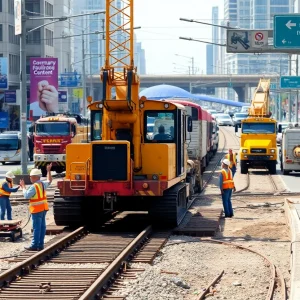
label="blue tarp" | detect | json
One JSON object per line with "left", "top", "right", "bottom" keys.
{"left": 139, "top": 84, "right": 248, "bottom": 107}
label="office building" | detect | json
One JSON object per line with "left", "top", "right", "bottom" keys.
{"left": 0, "top": 0, "right": 72, "bottom": 127}
{"left": 206, "top": 45, "right": 213, "bottom": 75}
{"left": 73, "top": 0, "right": 147, "bottom": 101}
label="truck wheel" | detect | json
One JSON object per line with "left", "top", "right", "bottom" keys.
{"left": 268, "top": 162, "right": 277, "bottom": 174}
{"left": 240, "top": 161, "right": 248, "bottom": 174}
{"left": 283, "top": 170, "right": 290, "bottom": 175}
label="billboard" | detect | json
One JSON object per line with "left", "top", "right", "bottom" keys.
{"left": 0, "top": 58, "right": 8, "bottom": 89}
{"left": 14, "top": 0, "right": 22, "bottom": 35}
{"left": 227, "top": 30, "right": 269, "bottom": 53}
{"left": 5, "top": 91, "right": 16, "bottom": 103}
{"left": 30, "top": 58, "right": 58, "bottom": 117}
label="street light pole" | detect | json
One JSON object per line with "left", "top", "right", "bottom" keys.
{"left": 20, "top": 0, "right": 28, "bottom": 175}
{"left": 82, "top": 30, "right": 86, "bottom": 116}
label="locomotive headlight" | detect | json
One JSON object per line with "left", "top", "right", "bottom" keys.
{"left": 152, "top": 174, "right": 158, "bottom": 180}
{"left": 164, "top": 103, "right": 169, "bottom": 109}
{"left": 242, "top": 149, "right": 247, "bottom": 153}
{"left": 75, "top": 174, "right": 81, "bottom": 180}
{"left": 99, "top": 103, "right": 103, "bottom": 108}
{"left": 140, "top": 103, "right": 144, "bottom": 108}
{"left": 270, "top": 149, "right": 275, "bottom": 153}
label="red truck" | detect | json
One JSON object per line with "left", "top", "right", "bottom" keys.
{"left": 34, "top": 114, "right": 89, "bottom": 176}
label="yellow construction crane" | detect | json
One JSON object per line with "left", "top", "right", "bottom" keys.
{"left": 54, "top": 0, "right": 195, "bottom": 227}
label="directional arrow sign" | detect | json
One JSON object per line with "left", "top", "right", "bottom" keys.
{"left": 280, "top": 76, "right": 300, "bottom": 89}
{"left": 274, "top": 14, "right": 300, "bottom": 48}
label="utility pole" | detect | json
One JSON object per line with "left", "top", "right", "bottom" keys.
{"left": 191, "top": 57, "right": 195, "bottom": 75}
{"left": 20, "top": 0, "right": 28, "bottom": 175}
{"left": 296, "top": 55, "right": 299, "bottom": 123}
{"left": 289, "top": 54, "right": 292, "bottom": 122}
{"left": 82, "top": 30, "right": 86, "bottom": 116}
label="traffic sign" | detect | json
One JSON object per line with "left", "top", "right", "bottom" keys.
{"left": 274, "top": 14, "right": 300, "bottom": 48}
{"left": 227, "top": 29, "right": 269, "bottom": 53}
{"left": 280, "top": 76, "right": 300, "bottom": 88}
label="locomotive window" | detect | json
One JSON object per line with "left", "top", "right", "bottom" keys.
{"left": 145, "top": 111, "right": 175, "bottom": 143}
{"left": 191, "top": 107, "right": 198, "bottom": 120}
{"left": 91, "top": 111, "right": 102, "bottom": 140}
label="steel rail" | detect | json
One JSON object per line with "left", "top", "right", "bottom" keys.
{"left": 197, "top": 270, "right": 224, "bottom": 300}
{"left": 79, "top": 225, "right": 152, "bottom": 299}
{"left": 0, "top": 226, "right": 86, "bottom": 288}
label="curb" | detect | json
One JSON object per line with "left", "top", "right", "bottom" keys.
{"left": 285, "top": 198, "right": 300, "bottom": 299}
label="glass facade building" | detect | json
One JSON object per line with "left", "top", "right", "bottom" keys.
{"left": 223, "top": 0, "right": 293, "bottom": 100}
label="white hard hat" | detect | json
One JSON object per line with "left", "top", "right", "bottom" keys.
{"left": 222, "top": 159, "right": 231, "bottom": 166}
{"left": 5, "top": 171, "right": 15, "bottom": 179}
{"left": 30, "top": 169, "right": 42, "bottom": 176}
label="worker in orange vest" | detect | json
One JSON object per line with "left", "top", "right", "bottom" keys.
{"left": 20, "top": 163, "right": 52, "bottom": 251}
{"left": 224, "top": 148, "right": 237, "bottom": 177}
{"left": 0, "top": 171, "right": 20, "bottom": 220}
{"left": 219, "top": 159, "right": 235, "bottom": 218}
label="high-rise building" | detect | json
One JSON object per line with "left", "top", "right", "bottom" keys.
{"left": 223, "top": 0, "right": 293, "bottom": 100}
{"left": 212, "top": 6, "right": 219, "bottom": 74}
{"left": 135, "top": 39, "right": 146, "bottom": 75}
{"left": 0, "top": 0, "right": 73, "bottom": 126}
{"left": 206, "top": 45, "right": 213, "bottom": 75}
{"left": 73, "top": 0, "right": 146, "bottom": 100}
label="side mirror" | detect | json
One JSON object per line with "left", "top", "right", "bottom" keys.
{"left": 235, "top": 125, "right": 238, "bottom": 133}
{"left": 187, "top": 116, "right": 193, "bottom": 132}
{"left": 278, "top": 124, "right": 282, "bottom": 133}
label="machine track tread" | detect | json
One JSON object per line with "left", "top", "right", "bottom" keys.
{"left": 149, "top": 182, "right": 187, "bottom": 227}
{"left": 53, "top": 197, "right": 84, "bottom": 227}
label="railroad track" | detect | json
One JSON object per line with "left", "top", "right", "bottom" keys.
{"left": 235, "top": 170, "right": 284, "bottom": 195}
{"left": 164, "top": 238, "right": 287, "bottom": 300}
{"left": 202, "top": 127, "right": 240, "bottom": 190}
{"left": 0, "top": 225, "right": 170, "bottom": 299}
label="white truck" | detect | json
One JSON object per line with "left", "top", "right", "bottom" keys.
{"left": 280, "top": 124, "right": 300, "bottom": 175}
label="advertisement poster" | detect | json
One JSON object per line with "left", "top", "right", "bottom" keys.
{"left": 30, "top": 57, "right": 58, "bottom": 117}
{"left": 4, "top": 91, "right": 16, "bottom": 104}
{"left": 0, "top": 112, "right": 8, "bottom": 129}
{"left": 0, "top": 58, "right": 8, "bottom": 89}
{"left": 14, "top": 0, "right": 22, "bottom": 35}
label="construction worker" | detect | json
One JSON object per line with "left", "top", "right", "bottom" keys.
{"left": 224, "top": 148, "right": 237, "bottom": 177}
{"left": 0, "top": 171, "right": 20, "bottom": 220}
{"left": 219, "top": 159, "right": 235, "bottom": 218}
{"left": 20, "top": 164, "right": 52, "bottom": 251}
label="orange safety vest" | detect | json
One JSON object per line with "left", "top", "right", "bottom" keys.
{"left": 221, "top": 169, "right": 235, "bottom": 189}
{"left": 224, "top": 153, "right": 237, "bottom": 168}
{"left": 29, "top": 182, "right": 49, "bottom": 214}
{"left": 0, "top": 181, "right": 12, "bottom": 197}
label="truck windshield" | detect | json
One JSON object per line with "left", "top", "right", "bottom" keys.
{"left": 242, "top": 123, "right": 275, "bottom": 134}
{"left": 36, "top": 122, "right": 70, "bottom": 136}
{"left": 0, "top": 138, "right": 18, "bottom": 150}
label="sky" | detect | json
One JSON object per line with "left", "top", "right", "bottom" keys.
{"left": 134, "top": 0, "right": 224, "bottom": 75}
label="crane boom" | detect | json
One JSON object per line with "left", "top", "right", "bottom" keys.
{"left": 249, "top": 78, "right": 271, "bottom": 117}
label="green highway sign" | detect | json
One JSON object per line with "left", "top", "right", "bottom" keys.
{"left": 274, "top": 14, "right": 300, "bottom": 48}
{"left": 280, "top": 76, "right": 300, "bottom": 88}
